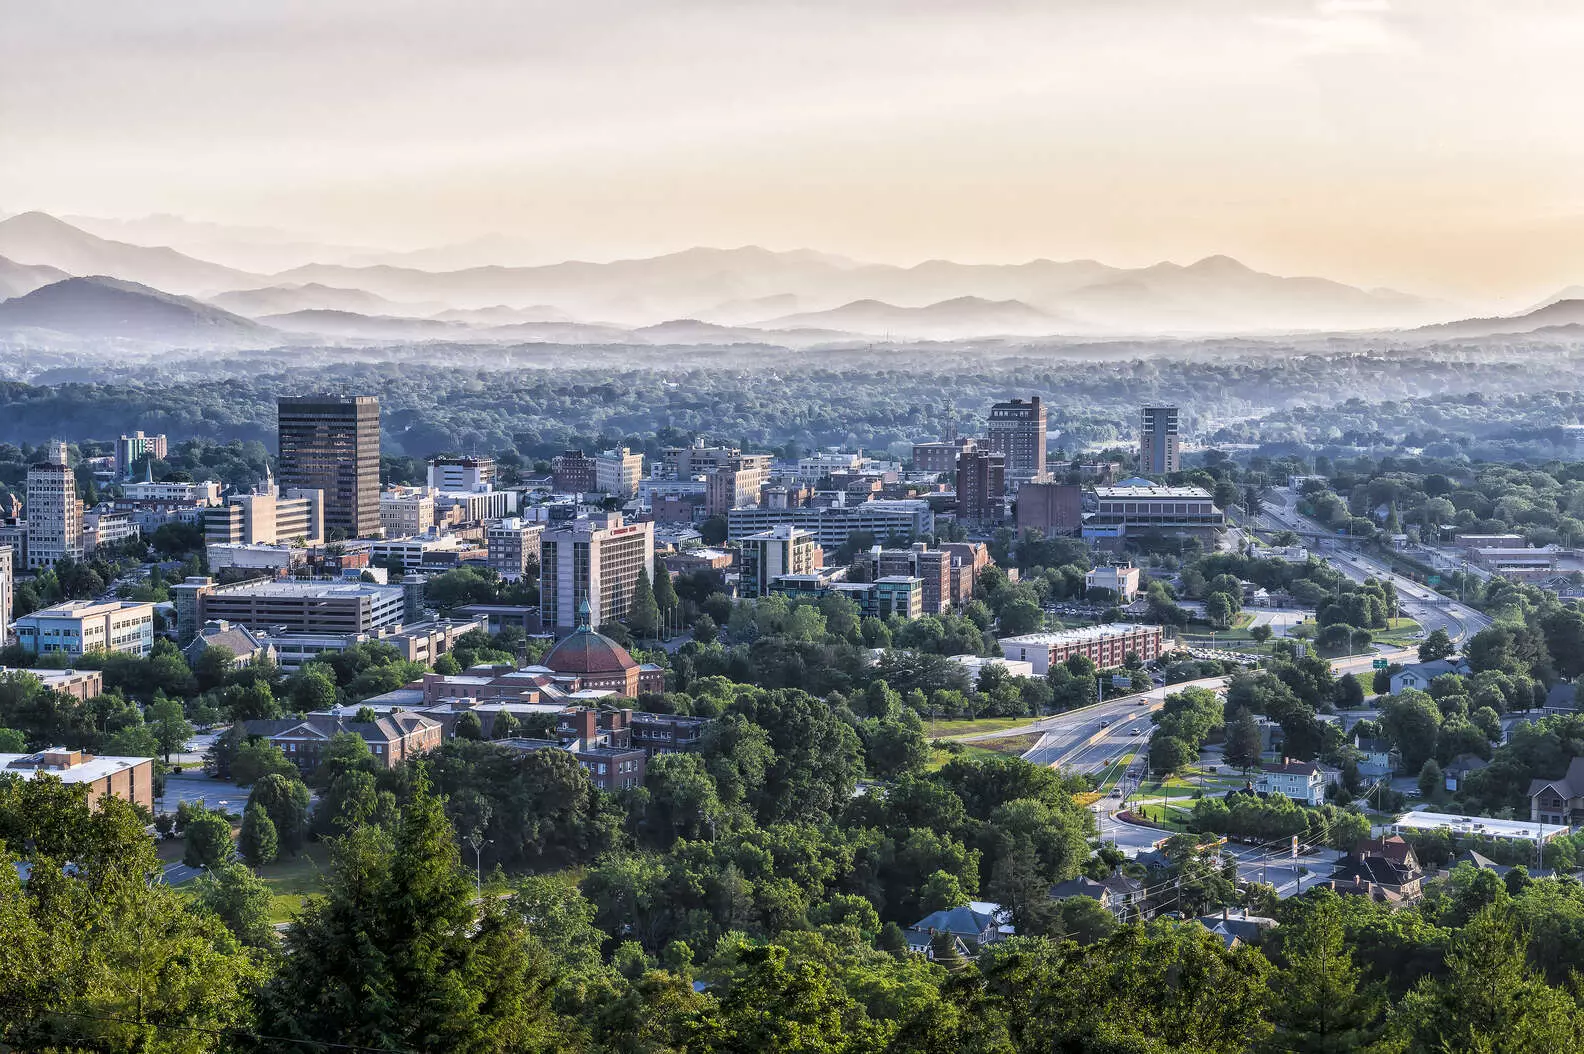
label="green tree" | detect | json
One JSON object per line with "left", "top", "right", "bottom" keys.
{"left": 1417, "top": 758, "right": 1443, "bottom": 800}
{"left": 629, "top": 566, "right": 661, "bottom": 640}
{"left": 1419, "top": 628, "right": 1455, "bottom": 663}
{"left": 146, "top": 691, "right": 193, "bottom": 762}
{"left": 249, "top": 772, "right": 312, "bottom": 854}
{"left": 1266, "top": 893, "right": 1386, "bottom": 1052}
{"left": 456, "top": 710, "right": 484, "bottom": 740}
{"left": 257, "top": 773, "right": 557, "bottom": 1051}
{"left": 183, "top": 807, "right": 233, "bottom": 870}
{"left": 1149, "top": 734, "right": 1193, "bottom": 776}
{"left": 238, "top": 800, "right": 279, "bottom": 866}
{"left": 231, "top": 737, "right": 298, "bottom": 786}
{"left": 1225, "top": 707, "right": 1264, "bottom": 772}
{"left": 192, "top": 860, "right": 277, "bottom": 948}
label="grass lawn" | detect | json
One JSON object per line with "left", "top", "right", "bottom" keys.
{"left": 255, "top": 843, "right": 333, "bottom": 924}
{"left": 927, "top": 716, "right": 1033, "bottom": 739}
{"left": 1131, "top": 804, "right": 1193, "bottom": 830}
{"left": 972, "top": 733, "right": 1043, "bottom": 757}
{"left": 1373, "top": 617, "right": 1424, "bottom": 646}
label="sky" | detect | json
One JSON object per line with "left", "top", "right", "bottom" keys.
{"left": 3, "top": 0, "right": 1584, "bottom": 302}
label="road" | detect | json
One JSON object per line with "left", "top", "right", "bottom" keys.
{"left": 1254, "top": 487, "right": 1491, "bottom": 643}
{"left": 1093, "top": 813, "right": 1340, "bottom": 897}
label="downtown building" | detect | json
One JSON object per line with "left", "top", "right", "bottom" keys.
{"left": 205, "top": 485, "right": 324, "bottom": 546}
{"left": 739, "top": 525, "right": 820, "bottom": 597}
{"left": 25, "top": 443, "right": 82, "bottom": 570}
{"left": 956, "top": 448, "right": 1007, "bottom": 524}
{"left": 114, "top": 432, "right": 168, "bottom": 479}
{"left": 726, "top": 499, "right": 934, "bottom": 550}
{"left": 277, "top": 395, "right": 381, "bottom": 538}
{"left": 998, "top": 623, "right": 1165, "bottom": 675}
{"left": 14, "top": 600, "right": 158, "bottom": 659}
{"left": 539, "top": 513, "right": 655, "bottom": 631}
{"left": 1139, "top": 406, "right": 1182, "bottom": 475}
{"left": 985, "top": 396, "right": 1047, "bottom": 483}
{"left": 486, "top": 518, "right": 545, "bottom": 581}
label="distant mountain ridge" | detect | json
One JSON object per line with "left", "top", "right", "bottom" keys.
{"left": 0, "top": 211, "right": 1452, "bottom": 335}
{"left": 1412, "top": 298, "right": 1584, "bottom": 340}
{"left": 0, "top": 276, "right": 275, "bottom": 345}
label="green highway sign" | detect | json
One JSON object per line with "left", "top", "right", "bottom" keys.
{"left": 1372, "top": 659, "right": 1389, "bottom": 670}
{"left": 1427, "top": 575, "right": 1441, "bottom": 585}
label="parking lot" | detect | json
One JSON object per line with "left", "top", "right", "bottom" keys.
{"left": 158, "top": 772, "right": 249, "bottom": 816}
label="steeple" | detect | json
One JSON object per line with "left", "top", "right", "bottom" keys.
{"left": 577, "top": 595, "right": 592, "bottom": 630}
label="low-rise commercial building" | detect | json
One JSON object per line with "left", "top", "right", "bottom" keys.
{"left": 370, "top": 534, "right": 488, "bottom": 572}
{"left": 486, "top": 518, "right": 544, "bottom": 581}
{"left": 173, "top": 577, "right": 405, "bottom": 639}
{"left": 1, "top": 748, "right": 154, "bottom": 810}
{"left": 1085, "top": 564, "right": 1141, "bottom": 601}
{"left": 380, "top": 486, "right": 437, "bottom": 537}
{"left": 14, "top": 600, "right": 157, "bottom": 658}
{"left": 1085, "top": 484, "right": 1224, "bottom": 544}
{"left": 0, "top": 666, "right": 104, "bottom": 700}
{"left": 998, "top": 623, "right": 1164, "bottom": 674}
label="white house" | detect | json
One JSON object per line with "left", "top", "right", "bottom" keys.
{"left": 1255, "top": 759, "right": 1328, "bottom": 806}
{"left": 1389, "top": 657, "right": 1471, "bottom": 695}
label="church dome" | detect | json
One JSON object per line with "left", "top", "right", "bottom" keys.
{"left": 543, "top": 624, "right": 637, "bottom": 676}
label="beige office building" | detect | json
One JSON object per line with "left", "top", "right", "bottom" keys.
{"left": 25, "top": 442, "right": 83, "bottom": 570}
{"left": 540, "top": 514, "right": 655, "bottom": 630}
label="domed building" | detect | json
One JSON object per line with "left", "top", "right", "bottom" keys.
{"left": 542, "top": 600, "right": 665, "bottom": 697}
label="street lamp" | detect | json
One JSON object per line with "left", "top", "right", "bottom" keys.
{"left": 466, "top": 832, "right": 492, "bottom": 891}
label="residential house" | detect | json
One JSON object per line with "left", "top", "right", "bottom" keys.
{"left": 1255, "top": 759, "right": 1329, "bottom": 806}
{"left": 1529, "top": 756, "right": 1584, "bottom": 827}
{"left": 1351, "top": 734, "right": 1398, "bottom": 778}
{"left": 1389, "top": 657, "right": 1471, "bottom": 695}
{"left": 904, "top": 902, "right": 1013, "bottom": 958}
{"left": 1331, "top": 836, "right": 1425, "bottom": 901}
{"left": 1194, "top": 909, "right": 1278, "bottom": 950}
{"left": 1443, "top": 754, "right": 1488, "bottom": 792}
{"left": 181, "top": 619, "right": 277, "bottom": 670}
{"left": 1049, "top": 874, "right": 1145, "bottom": 920}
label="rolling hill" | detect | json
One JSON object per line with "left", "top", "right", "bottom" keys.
{"left": 210, "top": 283, "right": 409, "bottom": 317}
{"left": 0, "top": 254, "right": 69, "bottom": 300}
{"left": 0, "top": 276, "right": 276, "bottom": 345}
{"left": 1411, "top": 299, "right": 1584, "bottom": 340}
{"left": 0, "top": 212, "right": 258, "bottom": 294}
{"left": 761, "top": 296, "right": 1066, "bottom": 338}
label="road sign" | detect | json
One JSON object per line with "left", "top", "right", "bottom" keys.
{"left": 1427, "top": 575, "right": 1441, "bottom": 585}
{"left": 1372, "top": 659, "right": 1389, "bottom": 670}
{"left": 1112, "top": 674, "right": 1131, "bottom": 689}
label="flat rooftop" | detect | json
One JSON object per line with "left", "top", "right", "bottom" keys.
{"left": 1094, "top": 486, "right": 1213, "bottom": 499}
{"left": 1, "top": 751, "right": 150, "bottom": 783}
{"left": 1000, "top": 623, "right": 1159, "bottom": 646}
{"left": 1391, "top": 809, "right": 1567, "bottom": 843}
{"left": 23, "top": 599, "right": 152, "bottom": 618}
{"left": 213, "top": 580, "right": 402, "bottom": 599}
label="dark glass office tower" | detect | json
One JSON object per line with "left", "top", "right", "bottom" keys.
{"left": 277, "top": 395, "right": 381, "bottom": 538}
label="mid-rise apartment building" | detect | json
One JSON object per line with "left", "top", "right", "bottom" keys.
{"left": 114, "top": 431, "right": 168, "bottom": 479}
{"left": 1139, "top": 406, "right": 1182, "bottom": 475}
{"left": 380, "top": 486, "right": 436, "bottom": 537}
{"left": 740, "top": 525, "right": 819, "bottom": 597}
{"left": 873, "top": 543, "right": 956, "bottom": 614}
{"left": 539, "top": 514, "right": 656, "bottom": 630}
{"left": 14, "top": 600, "right": 157, "bottom": 658}
{"left": 595, "top": 447, "right": 644, "bottom": 499}
{"left": 487, "top": 518, "right": 545, "bottom": 581}
{"left": 913, "top": 437, "right": 977, "bottom": 475}
{"left": 25, "top": 442, "right": 82, "bottom": 570}
{"left": 956, "top": 449, "right": 1007, "bottom": 524}
{"left": 277, "top": 395, "right": 381, "bottom": 537}
{"left": 550, "top": 450, "right": 599, "bottom": 493}
{"left": 998, "top": 623, "right": 1164, "bottom": 675}
{"left": 986, "top": 396, "right": 1046, "bottom": 482}
{"left": 726, "top": 500, "right": 935, "bottom": 549}
{"left": 705, "top": 454, "right": 775, "bottom": 516}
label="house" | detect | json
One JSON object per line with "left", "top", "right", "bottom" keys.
{"left": 904, "top": 902, "right": 1012, "bottom": 957}
{"left": 1255, "top": 759, "right": 1328, "bottom": 806}
{"left": 1543, "top": 682, "right": 1578, "bottom": 716}
{"left": 1529, "top": 756, "right": 1584, "bottom": 827}
{"left": 1443, "top": 754, "right": 1488, "bottom": 792}
{"left": 1453, "top": 849, "right": 1511, "bottom": 877}
{"left": 1049, "top": 874, "right": 1146, "bottom": 920}
{"left": 1389, "top": 657, "right": 1471, "bottom": 695}
{"left": 1331, "top": 836, "right": 1424, "bottom": 901}
{"left": 1351, "top": 734, "right": 1398, "bottom": 778}
{"left": 1194, "top": 908, "right": 1277, "bottom": 949}
{"left": 181, "top": 619, "right": 277, "bottom": 670}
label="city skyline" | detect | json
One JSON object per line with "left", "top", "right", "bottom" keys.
{"left": 5, "top": 1, "right": 1584, "bottom": 302}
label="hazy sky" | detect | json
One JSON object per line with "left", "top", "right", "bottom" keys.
{"left": 4, "top": 0, "right": 1584, "bottom": 301}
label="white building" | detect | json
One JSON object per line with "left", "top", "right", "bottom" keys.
{"left": 25, "top": 443, "right": 82, "bottom": 570}
{"left": 539, "top": 513, "right": 655, "bottom": 630}
{"left": 380, "top": 486, "right": 436, "bottom": 537}
{"left": 428, "top": 457, "right": 496, "bottom": 492}
{"left": 1254, "top": 760, "right": 1328, "bottom": 806}
{"left": 14, "top": 600, "right": 157, "bottom": 658}
{"left": 595, "top": 448, "right": 645, "bottom": 499}
{"left": 1085, "top": 564, "right": 1141, "bottom": 602}
{"left": 206, "top": 543, "right": 305, "bottom": 573}
{"left": 796, "top": 452, "right": 864, "bottom": 482}
{"left": 951, "top": 655, "right": 1037, "bottom": 680}
{"left": 435, "top": 489, "right": 518, "bottom": 522}
{"left": 120, "top": 479, "right": 222, "bottom": 505}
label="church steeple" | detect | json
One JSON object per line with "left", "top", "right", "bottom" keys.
{"left": 577, "top": 595, "right": 592, "bottom": 630}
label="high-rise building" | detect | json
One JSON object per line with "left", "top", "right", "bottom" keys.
{"left": 115, "top": 432, "right": 168, "bottom": 479}
{"left": 956, "top": 449, "right": 1006, "bottom": 524}
{"left": 277, "top": 395, "right": 380, "bottom": 538}
{"left": 0, "top": 544, "right": 12, "bottom": 641}
{"left": 539, "top": 513, "right": 655, "bottom": 630}
{"left": 25, "top": 442, "right": 83, "bottom": 570}
{"left": 986, "top": 396, "right": 1046, "bottom": 482}
{"left": 427, "top": 456, "right": 495, "bottom": 492}
{"left": 595, "top": 447, "right": 644, "bottom": 499}
{"left": 740, "top": 525, "right": 819, "bottom": 597}
{"left": 1139, "top": 405, "right": 1181, "bottom": 475}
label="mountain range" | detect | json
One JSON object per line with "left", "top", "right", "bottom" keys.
{"left": 1411, "top": 298, "right": 1584, "bottom": 340}
{"left": 0, "top": 211, "right": 1464, "bottom": 339}
{"left": 0, "top": 276, "right": 274, "bottom": 345}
